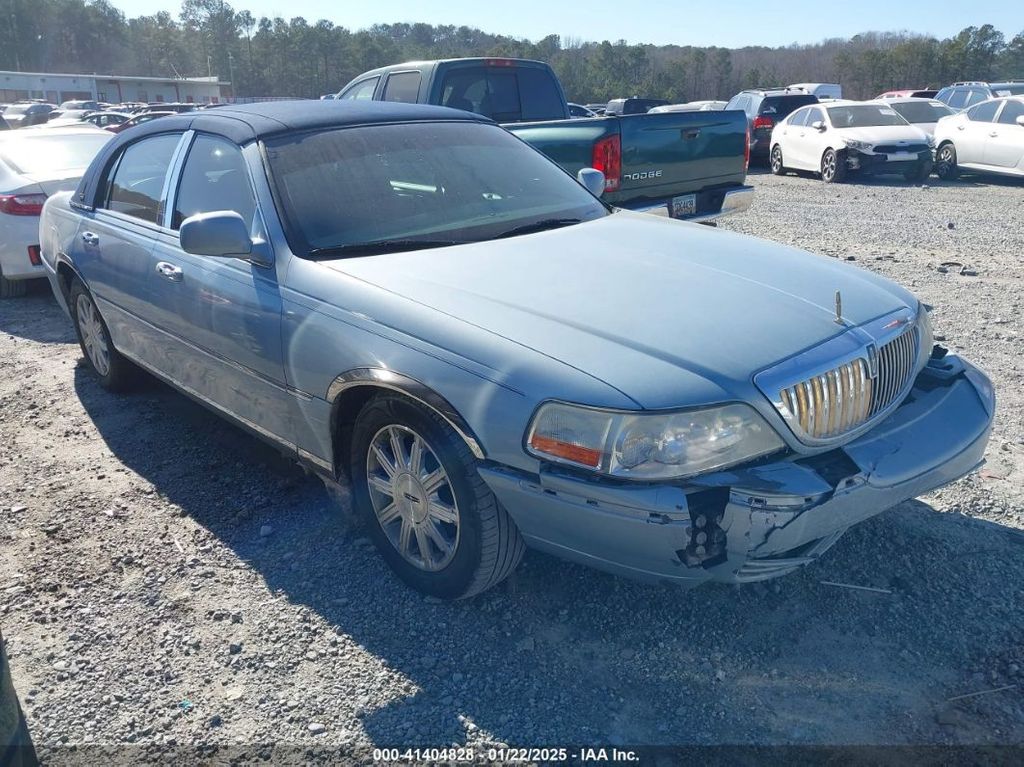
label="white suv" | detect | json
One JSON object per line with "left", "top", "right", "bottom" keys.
{"left": 933, "top": 96, "right": 1024, "bottom": 180}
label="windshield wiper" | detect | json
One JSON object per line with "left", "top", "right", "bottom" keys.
{"left": 494, "top": 218, "right": 582, "bottom": 239}
{"left": 307, "top": 239, "right": 464, "bottom": 259}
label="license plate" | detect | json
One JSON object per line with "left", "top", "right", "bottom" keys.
{"left": 670, "top": 194, "right": 697, "bottom": 218}
{"left": 887, "top": 152, "right": 916, "bottom": 162}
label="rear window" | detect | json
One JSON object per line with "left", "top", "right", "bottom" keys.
{"left": 4, "top": 105, "right": 29, "bottom": 115}
{"left": 993, "top": 84, "right": 1024, "bottom": 96}
{"left": 760, "top": 95, "right": 818, "bottom": 116}
{"left": 888, "top": 101, "right": 955, "bottom": 123}
{"left": 0, "top": 132, "right": 112, "bottom": 175}
{"left": 439, "top": 65, "right": 564, "bottom": 123}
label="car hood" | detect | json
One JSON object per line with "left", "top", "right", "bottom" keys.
{"left": 837, "top": 125, "right": 929, "bottom": 144}
{"left": 321, "top": 213, "right": 917, "bottom": 408}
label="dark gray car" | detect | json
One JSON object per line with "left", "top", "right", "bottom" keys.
{"left": 725, "top": 88, "right": 819, "bottom": 161}
{"left": 2, "top": 103, "right": 54, "bottom": 128}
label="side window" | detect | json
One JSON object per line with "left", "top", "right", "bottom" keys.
{"left": 935, "top": 87, "right": 952, "bottom": 105}
{"left": 806, "top": 107, "right": 825, "bottom": 126}
{"left": 338, "top": 77, "right": 379, "bottom": 101}
{"left": 968, "top": 100, "right": 1000, "bottom": 122}
{"left": 381, "top": 72, "right": 421, "bottom": 104}
{"left": 997, "top": 100, "right": 1024, "bottom": 125}
{"left": 105, "top": 133, "right": 182, "bottom": 224}
{"left": 739, "top": 96, "right": 754, "bottom": 114}
{"left": 965, "top": 88, "right": 990, "bottom": 107}
{"left": 788, "top": 108, "right": 809, "bottom": 126}
{"left": 171, "top": 135, "right": 255, "bottom": 231}
{"left": 518, "top": 68, "right": 565, "bottom": 121}
{"left": 946, "top": 89, "right": 968, "bottom": 109}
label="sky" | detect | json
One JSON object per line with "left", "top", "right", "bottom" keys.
{"left": 110, "top": 0, "right": 1021, "bottom": 49}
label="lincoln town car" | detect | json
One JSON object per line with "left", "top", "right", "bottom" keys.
{"left": 38, "top": 102, "right": 994, "bottom": 599}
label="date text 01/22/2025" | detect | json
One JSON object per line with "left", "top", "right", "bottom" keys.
{"left": 372, "top": 747, "right": 640, "bottom": 762}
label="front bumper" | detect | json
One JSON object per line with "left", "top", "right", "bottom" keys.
{"left": 846, "top": 149, "right": 931, "bottom": 174}
{"left": 480, "top": 354, "right": 994, "bottom": 587}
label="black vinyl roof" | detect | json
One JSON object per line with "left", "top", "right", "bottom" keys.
{"left": 74, "top": 100, "right": 491, "bottom": 211}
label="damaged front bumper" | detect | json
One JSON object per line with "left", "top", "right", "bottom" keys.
{"left": 479, "top": 354, "right": 994, "bottom": 587}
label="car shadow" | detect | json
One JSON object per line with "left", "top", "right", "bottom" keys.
{"left": 0, "top": 281, "right": 75, "bottom": 344}
{"left": 71, "top": 364, "right": 1024, "bottom": 746}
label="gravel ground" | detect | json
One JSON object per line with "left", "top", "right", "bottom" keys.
{"left": 2, "top": 170, "right": 1023, "bottom": 761}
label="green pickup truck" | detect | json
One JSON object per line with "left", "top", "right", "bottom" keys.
{"left": 336, "top": 58, "right": 753, "bottom": 222}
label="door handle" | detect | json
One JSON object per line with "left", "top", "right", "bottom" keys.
{"left": 682, "top": 128, "right": 701, "bottom": 140}
{"left": 989, "top": 131, "right": 999, "bottom": 137}
{"left": 957, "top": 125, "right": 965, "bottom": 130}
{"left": 155, "top": 261, "right": 183, "bottom": 282}
{"left": 81, "top": 231, "right": 99, "bottom": 246}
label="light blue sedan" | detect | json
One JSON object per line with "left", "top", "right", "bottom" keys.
{"left": 39, "top": 102, "right": 995, "bottom": 599}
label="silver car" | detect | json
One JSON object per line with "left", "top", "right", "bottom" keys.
{"left": 39, "top": 102, "right": 994, "bottom": 599}
{"left": 934, "top": 96, "right": 1024, "bottom": 179}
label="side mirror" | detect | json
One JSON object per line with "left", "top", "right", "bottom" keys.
{"left": 1016, "top": 115, "right": 1024, "bottom": 127}
{"left": 577, "top": 167, "right": 606, "bottom": 197}
{"left": 810, "top": 120, "right": 826, "bottom": 131}
{"left": 179, "top": 211, "right": 253, "bottom": 258}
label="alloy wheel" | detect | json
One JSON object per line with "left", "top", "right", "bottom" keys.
{"left": 822, "top": 151, "right": 836, "bottom": 182}
{"left": 365, "top": 424, "right": 460, "bottom": 571}
{"left": 76, "top": 293, "right": 111, "bottom": 376}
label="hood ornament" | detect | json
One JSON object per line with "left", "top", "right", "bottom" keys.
{"left": 834, "top": 290, "right": 844, "bottom": 325}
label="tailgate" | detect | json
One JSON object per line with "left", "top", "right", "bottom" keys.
{"left": 611, "top": 110, "right": 748, "bottom": 205}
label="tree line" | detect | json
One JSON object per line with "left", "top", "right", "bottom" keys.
{"left": 1, "top": 0, "right": 1021, "bottom": 102}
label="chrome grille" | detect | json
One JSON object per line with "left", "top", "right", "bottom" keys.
{"left": 778, "top": 327, "right": 918, "bottom": 442}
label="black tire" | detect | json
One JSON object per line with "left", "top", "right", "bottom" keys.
{"left": 0, "top": 265, "right": 28, "bottom": 298}
{"left": 821, "top": 148, "right": 847, "bottom": 183}
{"left": 350, "top": 393, "right": 524, "bottom": 600}
{"left": 68, "top": 279, "right": 140, "bottom": 392}
{"left": 904, "top": 160, "right": 933, "bottom": 183}
{"left": 769, "top": 144, "right": 785, "bottom": 175}
{"left": 935, "top": 142, "right": 959, "bottom": 180}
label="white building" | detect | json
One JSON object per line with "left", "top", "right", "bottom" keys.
{"left": 0, "top": 70, "right": 229, "bottom": 105}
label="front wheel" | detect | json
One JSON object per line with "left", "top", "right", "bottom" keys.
{"left": 935, "top": 143, "right": 959, "bottom": 180}
{"left": 770, "top": 145, "right": 785, "bottom": 175}
{"left": 350, "top": 394, "right": 525, "bottom": 599}
{"left": 821, "top": 148, "right": 847, "bottom": 183}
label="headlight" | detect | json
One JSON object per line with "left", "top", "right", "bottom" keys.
{"left": 842, "top": 139, "right": 873, "bottom": 152}
{"left": 918, "top": 302, "right": 934, "bottom": 359}
{"left": 526, "top": 401, "right": 785, "bottom": 480}
{"left": 926, "top": 134, "right": 936, "bottom": 148}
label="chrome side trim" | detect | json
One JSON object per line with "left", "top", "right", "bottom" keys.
{"left": 326, "top": 369, "right": 486, "bottom": 460}
{"left": 297, "top": 447, "right": 334, "bottom": 475}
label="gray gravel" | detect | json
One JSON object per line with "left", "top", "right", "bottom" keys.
{"left": 1, "top": 169, "right": 1023, "bottom": 759}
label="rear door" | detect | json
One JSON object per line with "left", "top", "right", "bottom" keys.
{"left": 780, "top": 107, "right": 812, "bottom": 169}
{"left": 959, "top": 100, "right": 1000, "bottom": 164}
{"left": 75, "top": 132, "right": 185, "bottom": 361}
{"left": 983, "top": 100, "right": 1024, "bottom": 168}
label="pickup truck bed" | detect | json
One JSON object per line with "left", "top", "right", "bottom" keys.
{"left": 335, "top": 58, "right": 753, "bottom": 221}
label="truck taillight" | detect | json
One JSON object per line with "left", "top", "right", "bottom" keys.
{"left": 484, "top": 58, "right": 516, "bottom": 67}
{"left": 0, "top": 193, "right": 46, "bottom": 216}
{"left": 752, "top": 116, "right": 775, "bottom": 131}
{"left": 27, "top": 245, "right": 42, "bottom": 266}
{"left": 744, "top": 125, "right": 751, "bottom": 170}
{"left": 591, "top": 135, "right": 621, "bottom": 192}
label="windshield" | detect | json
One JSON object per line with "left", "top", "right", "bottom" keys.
{"left": 888, "top": 101, "right": 955, "bottom": 123}
{"left": 4, "top": 105, "right": 29, "bottom": 115}
{"left": 827, "top": 104, "right": 908, "bottom": 128}
{"left": 0, "top": 132, "right": 112, "bottom": 174}
{"left": 264, "top": 121, "right": 608, "bottom": 257}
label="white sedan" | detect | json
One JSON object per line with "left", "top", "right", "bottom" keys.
{"left": 769, "top": 100, "right": 933, "bottom": 183}
{"left": 866, "top": 97, "right": 956, "bottom": 137}
{"left": 933, "top": 96, "right": 1024, "bottom": 180}
{"left": 0, "top": 127, "right": 112, "bottom": 297}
